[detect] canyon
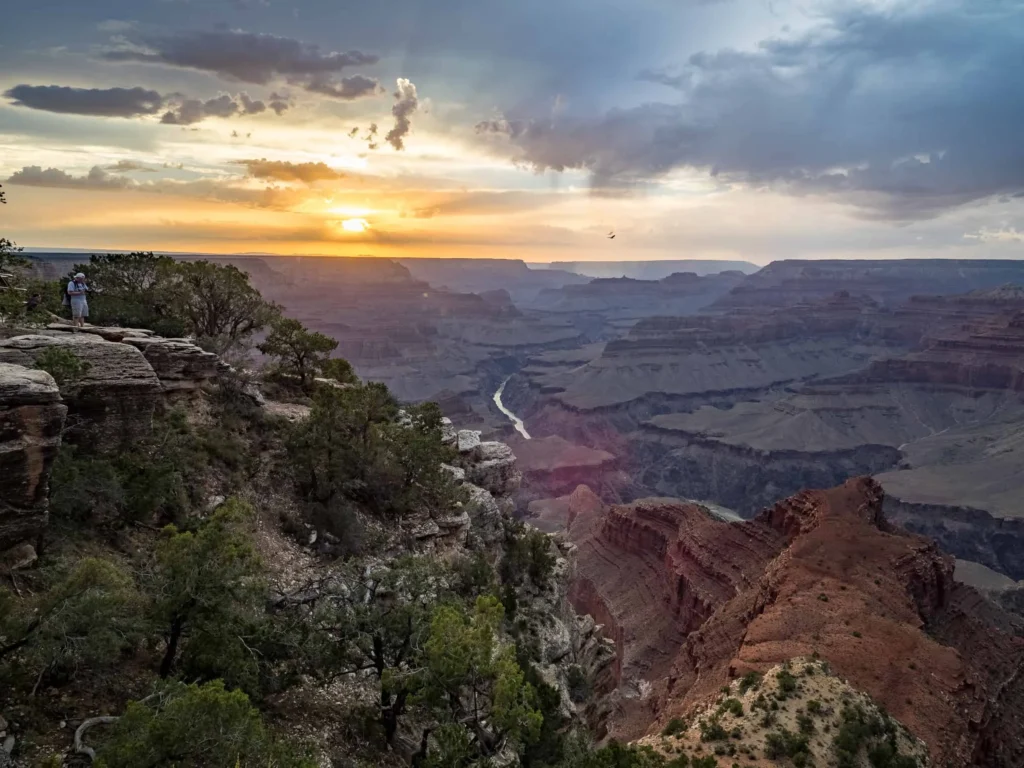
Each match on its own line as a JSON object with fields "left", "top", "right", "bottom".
{"left": 24, "top": 251, "right": 1024, "bottom": 765}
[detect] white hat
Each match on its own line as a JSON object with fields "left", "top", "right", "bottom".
{"left": 74, "top": 272, "right": 86, "bottom": 278}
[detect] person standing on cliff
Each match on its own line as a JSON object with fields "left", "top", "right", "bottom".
{"left": 66, "top": 272, "right": 90, "bottom": 328}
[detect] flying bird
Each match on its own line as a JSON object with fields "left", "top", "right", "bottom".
{"left": 607, "top": 231, "right": 616, "bottom": 239}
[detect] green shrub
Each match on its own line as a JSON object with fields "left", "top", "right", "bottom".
{"left": 0, "top": 558, "right": 144, "bottom": 689}
{"left": 777, "top": 668, "right": 798, "bottom": 696}
{"left": 501, "top": 522, "right": 557, "bottom": 589}
{"left": 567, "top": 664, "right": 592, "bottom": 704}
{"left": 719, "top": 698, "right": 743, "bottom": 717}
{"left": 94, "top": 680, "right": 312, "bottom": 767}
{"left": 33, "top": 346, "right": 91, "bottom": 385}
{"left": 662, "top": 718, "right": 687, "bottom": 737}
{"left": 764, "top": 728, "right": 810, "bottom": 762}
{"left": 738, "top": 671, "right": 762, "bottom": 694}
{"left": 700, "top": 718, "right": 728, "bottom": 742}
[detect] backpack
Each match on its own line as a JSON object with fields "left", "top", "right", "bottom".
{"left": 61, "top": 282, "right": 70, "bottom": 306}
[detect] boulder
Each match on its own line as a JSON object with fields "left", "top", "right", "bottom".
{"left": 457, "top": 429, "right": 482, "bottom": 453}
{"left": 121, "top": 335, "right": 220, "bottom": 392}
{"left": 463, "top": 484, "right": 504, "bottom": 546}
{"left": 0, "top": 334, "right": 161, "bottom": 449}
{"left": 441, "top": 417, "right": 457, "bottom": 446}
{"left": 465, "top": 441, "right": 522, "bottom": 497}
{"left": 0, "top": 363, "right": 66, "bottom": 557}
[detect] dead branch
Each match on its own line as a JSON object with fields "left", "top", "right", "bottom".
{"left": 73, "top": 715, "right": 119, "bottom": 761}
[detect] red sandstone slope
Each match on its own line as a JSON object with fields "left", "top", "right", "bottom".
{"left": 568, "top": 478, "right": 1024, "bottom": 766}
{"left": 566, "top": 488, "right": 782, "bottom": 691}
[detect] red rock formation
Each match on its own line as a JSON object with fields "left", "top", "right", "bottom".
{"left": 566, "top": 490, "right": 782, "bottom": 691}
{"left": 637, "top": 478, "right": 1024, "bottom": 768}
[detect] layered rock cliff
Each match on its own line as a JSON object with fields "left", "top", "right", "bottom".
{"left": 0, "top": 364, "right": 66, "bottom": 565}
{"left": 564, "top": 476, "right": 1024, "bottom": 766}
{"left": 0, "top": 326, "right": 222, "bottom": 564}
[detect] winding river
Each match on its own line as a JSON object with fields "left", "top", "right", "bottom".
{"left": 493, "top": 377, "right": 531, "bottom": 439}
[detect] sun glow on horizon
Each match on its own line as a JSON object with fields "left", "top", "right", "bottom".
{"left": 341, "top": 218, "right": 371, "bottom": 233}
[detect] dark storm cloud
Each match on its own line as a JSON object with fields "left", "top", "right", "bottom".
{"left": 4, "top": 85, "right": 164, "bottom": 117}
{"left": 385, "top": 78, "right": 419, "bottom": 151}
{"left": 7, "top": 165, "right": 135, "bottom": 190}
{"left": 482, "top": 0, "right": 1024, "bottom": 219}
{"left": 160, "top": 91, "right": 278, "bottom": 124}
{"left": 6, "top": 83, "right": 287, "bottom": 125}
{"left": 103, "top": 28, "right": 380, "bottom": 98}
{"left": 303, "top": 74, "right": 382, "bottom": 100}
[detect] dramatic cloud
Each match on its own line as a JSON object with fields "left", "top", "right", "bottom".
{"left": 4, "top": 85, "right": 163, "bottom": 117}
{"left": 482, "top": 0, "right": 1024, "bottom": 219}
{"left": 304, "top": 74, "right": 382, "bottom": 100}
{"left": 268, "top": 92, "right": 290, "bottom": 114}
{"left": 234, "top": 158, "right": 345, "bottom": 182}
{"left": 385, "top": 78, "right": 419, "bottom": 151}
{"left": 103, "top": 29, "right": 380, "bottom": 98}
{"left": 5, "top": 83, "right": 287, "bottom": 125}
{"left": 160, "top": 91, "right": 277, "bottom": 124}
{"left": 7, "top": 165, "right": 135, "bottom": 190}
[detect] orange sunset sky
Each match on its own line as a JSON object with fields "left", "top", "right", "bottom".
{"left": 1, "top": 0, "right": 1021, "bottom": 263}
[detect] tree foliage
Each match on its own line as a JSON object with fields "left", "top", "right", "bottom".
{"left": 94, "top": 680, "right": 313, "bottom": 768}
{"left": 68, "top": 253, "right": 277, "bottom": 350}
{"left": 301, "top": 556, "right": 445, "bottom": 745}
{"left": 72, "top": 252, "right": 184, "bottom": 336}
{"left": 49, "top": 410, "right": 215, "bottom": 528}
{"left": 33, "top": 346, "right": 92, "bottom": 385}
{"left": 288, "top": 383, "right": 463, "bottom": 526}
{"left": 257, "top": 317, "right": 339, "bottom": 389}
{"left": 162, "top": 260, "right": 279, "bottom": 353}
{"left": 0, "top": 558, "right": 144, "bottom": 687}
{"left": 150, "top": 499, "right": 265, "bottom": 685}
{"left": 416, "top": 596, "right": 543, "bottom": 759}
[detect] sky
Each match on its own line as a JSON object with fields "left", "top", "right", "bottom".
{"left": 0, "top": 0, "right": 1022, "bottom": 263}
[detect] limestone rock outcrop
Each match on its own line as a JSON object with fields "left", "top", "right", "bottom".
{"left": 46, "top": 324, "right": 220, "bottom": 392}
{"left": 121, "top": 335, "right": 220, "bottom": 392}
{"left": 0, "top": 333, "right": 161, "bottom": 448}
{"left": 0, "top": 363, "right": 66, "bottom": 561}
{"left": 0, "top": 328, "right": 224, "bottom": 450}
{"left": 458, "top": 438, "right": 522, "bottom": 498}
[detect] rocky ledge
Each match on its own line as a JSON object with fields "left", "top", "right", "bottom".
{"left": 0, "top": 325, "right": 222, "bottom": 562}
{"left": 0, "top": 363, "right": 66, "bottom": 566}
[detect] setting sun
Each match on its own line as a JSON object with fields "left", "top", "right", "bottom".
{"left": 341, "top": 218, "right": 370, "bottom": 233}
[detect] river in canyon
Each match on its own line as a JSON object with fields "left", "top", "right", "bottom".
{"left": 493, "top": 377, "right": 531, "bottom": 439}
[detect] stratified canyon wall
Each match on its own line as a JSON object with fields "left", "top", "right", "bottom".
{"left": 564, "top": 478, "right": 1024, "bottom": 767}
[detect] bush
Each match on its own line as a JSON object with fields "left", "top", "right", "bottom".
{"left": 797, "top": 713, "right": 815, "bottom": 734}
{"left": 0, "top": 558, "right": 144, "bottom": 689}
{"left": 94, "top": 680, "right": 312, "bottom": 767}
{"left": 33, "top": 346, "right": 91, "bottom": 385}
{"left": 150, "top": 499, "right": 267, "bottom": 689}
{"left": 700, "top": 718, "right": 728, "bottom": 742}
{"left": 833, "top": 705, "right": 916, "bottom": 768}
{"left": 288, "top": 383, "right": 465, "bottom": 526}
{"left": 738, "top": 671, "right": 762, "bottom": 694}
{"left": 764, "top": 728, "right": 810, "bottom": 762}
{"left": 501, "top": 522, "right": 557, "bottom": 589}
{"left": 662, "top": 718, "right": 687, "bottom": 738}
{"left": 49, "top": 410, "right": 213, "bottom": 529}
{"left": 567, "top": 664, "right": 592, "bottom": 704}
{"left": 777, "top": 668, "right": 798, "bottom": 696}
{"left": 719, "top": 698, "right": 743, "bottom": 717}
